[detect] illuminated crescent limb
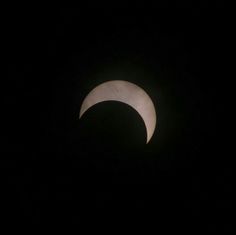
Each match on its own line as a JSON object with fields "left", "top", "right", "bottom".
{"left": 79, "top": 80, "right": 156, "bottom": 143}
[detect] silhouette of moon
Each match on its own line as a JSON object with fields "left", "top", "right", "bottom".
{"left": 79, "top": 80, "right": 156, "bottom": 143}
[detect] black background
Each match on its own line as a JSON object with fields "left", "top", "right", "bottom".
{"left": 3, "top": 7, "right": 231, "bottom": 231}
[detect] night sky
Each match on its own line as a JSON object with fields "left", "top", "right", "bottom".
{"left": 3, "top": 8, "right": 231, "bottom": 231}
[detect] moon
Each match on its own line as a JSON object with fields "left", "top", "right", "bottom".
{"left": 79, "top": 80, "right": 156, "bottom": 144}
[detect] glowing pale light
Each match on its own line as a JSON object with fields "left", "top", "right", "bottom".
{"left": 79, "top": 80, "right": 156, "bottom": 143}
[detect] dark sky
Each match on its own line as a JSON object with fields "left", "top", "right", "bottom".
{"left": 3, "top": 8, "right": 231, "bottom": 231}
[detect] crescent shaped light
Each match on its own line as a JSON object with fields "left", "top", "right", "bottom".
{"left": 79, "top": 80, "right": 156, "bottom": 144}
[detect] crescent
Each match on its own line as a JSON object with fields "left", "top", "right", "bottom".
{"left": 79, "top": 80, "right": 156, "bottom": 143}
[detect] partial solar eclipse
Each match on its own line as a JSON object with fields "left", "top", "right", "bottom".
{"left": 79, "top": 80, "right": 156, "bottom": 143}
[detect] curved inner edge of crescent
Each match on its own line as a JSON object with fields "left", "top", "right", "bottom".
{"left": 80, "top": 99, "right": 156, "bottom": 144}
